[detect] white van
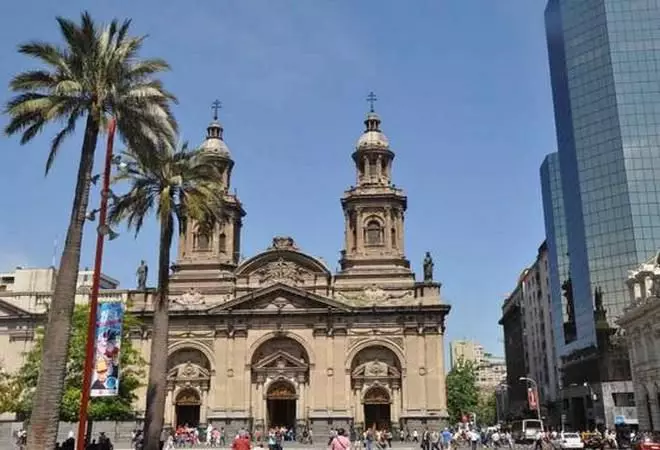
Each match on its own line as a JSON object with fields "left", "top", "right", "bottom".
{"left": 511, "top": 419, "right": 544, "bottom": 443}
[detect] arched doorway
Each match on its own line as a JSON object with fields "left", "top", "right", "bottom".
{"left": 167, "top": 347, "right": 212, "bottom": 427}
{"left": 364, "top": 387, "right": 391, "bottom": 430}
{"left": 266, "top": 380, "right": 297, "bottom": 429}
{"left": 250, "top": 336, "right": 310, "bottom": 431}
{"left": 175, "top": 388, "right": 201, "bottom": 427}
{"left": 350, "top": 345, "right": 402, "bottom": 430}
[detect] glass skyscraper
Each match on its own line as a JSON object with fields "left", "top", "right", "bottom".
{"left": 545, "top": 0, "right": 660, "bottom": 359}
{"left": 540, "top": 153, "right": 572, "bottom": 358}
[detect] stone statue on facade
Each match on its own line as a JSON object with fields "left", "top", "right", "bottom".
{"left": 423, "top": 252, "right": 434, "bottom": 282}
{"left": 136, "top": 260, "right": 148, "bottom": 290}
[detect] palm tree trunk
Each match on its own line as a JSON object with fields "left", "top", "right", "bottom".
{"left": 143, "top": 214, "right": 174, "bottom": 450}
{"left": 27, "top": 114, "right": 100, "bottom": 450}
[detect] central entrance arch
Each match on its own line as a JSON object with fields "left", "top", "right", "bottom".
{"left": 363, "top": 386, "right": 391, "bottom": 430}
{"left": 175, "top": 388, "right": 201, "bottom": 427}
{"left": 267, "top": 380, "right": 297, "bottom": 429}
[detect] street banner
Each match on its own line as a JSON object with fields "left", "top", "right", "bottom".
{"left": 527, "top": 387, "right": 538, "bottom": 410}
{"left": 90, "top": 301, "right": 124, "bottom": 397}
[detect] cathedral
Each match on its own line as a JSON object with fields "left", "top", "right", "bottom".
{"left": 0, "top": 103, "right": 451, "bottom": 436}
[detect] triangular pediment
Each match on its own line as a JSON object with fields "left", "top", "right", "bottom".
{"left": 207, "top": 283, "right": 351, "bottom": 313}
{"left": 0, "top": 298, "right": 33, "bottom": 318}
{"left": 253, "top": 349, "right": 309, "bottom": 371}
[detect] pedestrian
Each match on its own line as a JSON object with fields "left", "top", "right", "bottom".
{"left": 331, "top": 428, "right": 351, "bottom": 450}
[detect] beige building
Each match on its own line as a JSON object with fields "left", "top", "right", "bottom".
{"left": 449, "top": 340, "right": 484, "bottom": 369}
{"left": 619, "top": 251, "right": 660, "bottom": 431}
{"left": 449, "top": 340, "right": 506, "bottom": 390}
{"left": 0, "top": 108, "right": 450, "bottom": 435}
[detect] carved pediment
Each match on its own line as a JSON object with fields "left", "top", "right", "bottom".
{"left": 236, "top": 239, "right": 331, "bottom": 286}
{"left": 352, "top": 360, "right": 400, "bottom": 379}
{"left": 207, "top": 283, "right": 351, "bottom": 312}
{"left": 168, "top": 362, "right": 211, "bottom": 380}
{"left": 253, "top": 349, "right": 309, "bottom": 372}
{"left": 0, "top": 298, "right": 33, "bottom": 318}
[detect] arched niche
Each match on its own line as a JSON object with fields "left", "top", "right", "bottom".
{"left": 345, "top": 339, "right": 406, "bottom": 372}
{"left": 251, "top": 336, "right": 310, "bottom": 383}
{"left": 350, "top": 345, "right": 402, "bottom": 389}
{"left": 247, "top": 331, "right": 315, "bottom": 368}
{"left": 167, "top": 347, "right": 212, "bottom": 390}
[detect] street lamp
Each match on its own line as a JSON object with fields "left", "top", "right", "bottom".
{"left": 519, "top": 376, "right": 543, "bottom": 423}
{"left": 76, "top": 118, "right": 119, "bottom": 450}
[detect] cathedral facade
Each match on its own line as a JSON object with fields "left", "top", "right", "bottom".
{"left": 0, "top": 106, "right": 451, "bottom": 435}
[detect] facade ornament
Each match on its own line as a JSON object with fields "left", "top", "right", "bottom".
{"left": 365, "top": 359, "right": 389, "bottom": 377}
{"left": 180, "top": 361, "right": 199, "bottom": 378}
{"left": 423, "top": 252, "right": 434, "bottom": 282}
{"left": 364, "top": 285, "right": 389, "bottom": 303}
{"left": 419, "top": 367, "right": 427, "bottom": 376}
{"left": 136, "top": 260, "right": 148, "bottom": 290}
{"left": 270, "top": 236, "right": 299, "bottom": 251}
{"left": 256, "top": 258, "right": 308, "bottom": 286}
{"left": 175, "top": 288, "right": 205, "bottom": 306}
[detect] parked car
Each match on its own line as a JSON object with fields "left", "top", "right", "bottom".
{"left": 632, "top": 433, "right": 660, "bottom": 450}
{"left": 552, "top": 432, "right": 585, "bottom": 450}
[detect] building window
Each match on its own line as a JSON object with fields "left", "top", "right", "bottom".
{"left": 218, "top": 233, "right": 227, "bottom": 254}
{"left": 391, "top": 227, "right": 396, "bottom": 248}
{"left": 195, "top": 233, "right": 211, "bottom": 251}
{"left": 365, "top": 220, "right": 383, "bottom": 246}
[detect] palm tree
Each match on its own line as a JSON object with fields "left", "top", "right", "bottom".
{"left": 4, "top": 12, "right": 176, "bottom": 449}
{"left": 109, "top": 141, "right": 226, "bottom": 450}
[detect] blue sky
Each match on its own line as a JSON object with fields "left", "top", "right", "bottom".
{"left": 0, "top": 1, "right": 555, "bottom": 356}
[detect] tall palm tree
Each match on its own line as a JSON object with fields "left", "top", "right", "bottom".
{"left": 109, "top": 142, "right": 225, "bottom": 450}
{"left": 4, "top": 12, "right": 176, "bottom": 450}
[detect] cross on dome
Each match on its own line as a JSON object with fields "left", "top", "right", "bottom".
{"left": 366, "top": 91, "right": 378, "bottom": 113}
{"left": 211, "top": 99, "right": 222, "bottom": 120}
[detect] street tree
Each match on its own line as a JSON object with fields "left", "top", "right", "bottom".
{"left": 109, "top": 142, "right": 226, "bottom": 450}
{"left": 446, "top": 358, "right": 479, "bottom": 424}
{"left": 9, "top": 304, "right": 145, "bottom": 422}
{"left": 4, "top": 12, "right": 176, "bottom": 449}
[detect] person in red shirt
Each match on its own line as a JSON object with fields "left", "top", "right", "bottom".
{"left": 233, "top": 431, "right": 252, "bottom": 450}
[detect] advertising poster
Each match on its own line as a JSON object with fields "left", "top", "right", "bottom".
{"left": 527, "top": 386, "right": 538, "bottom": 410}
{"left": 90, "top": 301, "right": 124, "bottom": 397}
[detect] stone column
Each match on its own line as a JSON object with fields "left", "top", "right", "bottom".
{"left": 627, "top": 280, "right": 637, "bottom": 302}
{"left": 201, "top": 389, "right": 209, "bottom": 424}
{"left": 364, "top": 156, "right": 370, "bottom": 180}
{"left": 165, "top": 388, "right": 174, "bottom": 427}
{"left": 639, "top": 275, "right": 648, "bottom": 299}
{"left": 391, "top": 384, "right": 401, "bottom": 423}
{"left": 385, "top": 207, "right": 392, "bottom": 251}
{"left": 344, "top": 211, "right": 351, "bottom": 252}
{"left": 356, "top": 208, "right": 364, "bottom": 253}
{"left": 397, "top": 213, "right": 404, "bottom": 251}
{"left": 376, "top": 155, "right": 382, "bottom": 181}
{"left": 354, "top": 387, "right": 363, "bottom": 426}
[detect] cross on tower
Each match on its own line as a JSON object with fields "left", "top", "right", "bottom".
{"left": 211, "top": 99, "right": 222, "bottom": 120}
{"left": 366, "top": 91, "right": 378, "bottom": 112}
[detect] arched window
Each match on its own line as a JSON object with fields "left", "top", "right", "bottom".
{"left": 218, "top": 233, "right": 227, "bottom": 254}
{"left": 195, "top": 233, "right": 211, "bottom": 251}
{"left": 365, "top": 220, "right": 383, "bottom": 246}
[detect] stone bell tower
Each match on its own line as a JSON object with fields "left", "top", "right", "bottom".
{"left": 336, "top": 94, "right": 413, "bottom": 287}
{"left": 171, "top": 102, "right": 246, "bottom": 292}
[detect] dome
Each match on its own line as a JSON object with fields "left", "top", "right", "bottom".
{"left": 356, "top": 111, "right": 390, "bottom": 149}
{"left": 357, "top": 130, "right": 390, "bottom": 149}
{"left": 201, "top": 120, "right": 231, "bottom": 158}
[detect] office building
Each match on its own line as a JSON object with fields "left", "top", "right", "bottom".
{"left": 543, "top": 0, "right": 660, "bottom": 429}
{"left": 500, "top": 243, "right": 560, "bottom": 423}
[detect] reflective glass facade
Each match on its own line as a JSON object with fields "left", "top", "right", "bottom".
{"left": 541, "top": 153, "right": 572, "bottom": 357}
{"left": 545, "top": 0, "right": 660, "bottom": 356}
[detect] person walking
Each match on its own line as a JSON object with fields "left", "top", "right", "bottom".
{"left": 331, "top": 429, "right": 351, "bottom": 450}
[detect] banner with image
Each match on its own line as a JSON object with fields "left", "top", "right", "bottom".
{"left": 90, "top": 301, "right": 124, "bottom": 397}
